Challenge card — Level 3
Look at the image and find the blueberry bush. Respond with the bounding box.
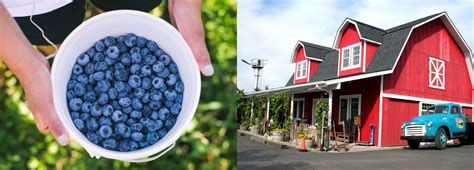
[0,0,236,169]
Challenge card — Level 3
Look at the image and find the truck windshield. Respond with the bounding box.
[434,106,449,114]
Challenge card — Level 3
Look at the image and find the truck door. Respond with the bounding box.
[448,105,466,135]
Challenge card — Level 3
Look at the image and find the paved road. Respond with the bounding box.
[237,134,474,170]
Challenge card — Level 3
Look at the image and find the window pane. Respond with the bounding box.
[353,45,360,65]
[302,62,307,76]
[293,101,298,118]
[340,99,348,122]
[298,101,304,118]
[342,49,350,67]
[350,98,359,121]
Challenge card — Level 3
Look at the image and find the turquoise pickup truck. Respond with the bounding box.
[400,103,474,150]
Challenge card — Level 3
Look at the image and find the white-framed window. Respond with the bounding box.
[429,57,445,89]
[419,102,436,116]
[339,95,361,124]
[340,42,362,70]
[295,60,308,79]
[293,98,305,119]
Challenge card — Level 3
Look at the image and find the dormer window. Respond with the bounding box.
[341,43,362,70]
[296,60,307,79]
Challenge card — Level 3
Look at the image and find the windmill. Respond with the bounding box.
[241,59,267,91]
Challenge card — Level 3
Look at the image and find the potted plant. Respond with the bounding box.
[240,119,250,130]
[249,124,259,134]
[271,128,284,142]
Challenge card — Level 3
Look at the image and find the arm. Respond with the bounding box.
[168,0,214,76]
[0,4,69,146]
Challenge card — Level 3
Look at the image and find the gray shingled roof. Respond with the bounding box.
[300,41,336,60]
[284,12,447,86]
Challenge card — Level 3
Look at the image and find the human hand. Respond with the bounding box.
[168,0,214,76]
[19,51,69,146]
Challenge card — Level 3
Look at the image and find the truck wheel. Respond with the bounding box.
[407,140,420,149]
[435,128,447,150]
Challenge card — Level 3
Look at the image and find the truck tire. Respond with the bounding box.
[435,128,447,150]
[407,140,420,149]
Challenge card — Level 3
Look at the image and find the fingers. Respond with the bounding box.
[38,83,69,146]
[170,0,214,76]
[31,110,49,132]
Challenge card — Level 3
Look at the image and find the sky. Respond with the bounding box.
[237,0,474,92]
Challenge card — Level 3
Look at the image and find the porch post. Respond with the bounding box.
[290,94,294,120]
[266,96,270,121]
[327,91,333,131]
[250,98,254,124]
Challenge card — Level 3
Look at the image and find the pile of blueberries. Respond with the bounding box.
[67,33,184,151]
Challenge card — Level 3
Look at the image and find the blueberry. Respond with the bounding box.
[146,41,158,52]
[158,108,170,120]
[104,36,116,47]
[115,123,127,134]
[70,112,80,120]
[102,104,114,116]
[87,132,100,144]
[98,125,113,138]
[146,132,159,145]
[121,126,132,138]
[143,55,156,65]
[140,48,151,56]
[84,63,95,74]
[130,110,142,119]
[166,74,178,86]
[129,141,139,151]
[81,102,92,113]
[152,77,164,89]
[114,81,128,93]
[83,92,96,102]
[131,53,142,64]
[88,74,95,84]
[106,46,120,58]
[170,103,181,115]
[97,93,109,105]
[120,53,132,65]
[73,119,85,130]
[86,118,99,131]
[114,69,129,81]
[91,104,102,117]
[124,33,137,47]
[111,100,121,110]
[126,119,136,126]
[131,98,143,110]
[93,52,105,62]
[140,117,150,124]
[175,94,183,103]
[95,62,108,71]
[117,35,125,43]
[164,90,177,101]
[157,68,170,78]
[154,49,165,57]
[86,48,96,57]
[164,100,174,108]
[103,138,117,150]
[72,64,83,75]
[67,80,77,90]
[95,40,105,51]
[69,98,82,111]
[175,81,184,94]
[118,140,130,152]
[133,88,145,98]
[137,36,147,47]
[139,139,149,148]
[127,75,141,88]
[141,77,152,90]
[130,47,141,54]
[131,123,143,132]
[149,100,161,110]
[118,92,128,98]
[119,97,131,107]
[105,70,113,81]
[152,61,165,73]
[157,129,167,138]
[130,64,140,74]
[168,62,178,74]
[150,92,163,101]
[131,132,144,141]
[159,54,171,65]
[93,71,105,81]
[104,56,116,66]
[116,42,128,53]
[77,74,88,84]
[97,80,111,93]
[80,113,90,121]
[77,53,90,66]
[147,120,162,132]
[66,90,75,100]
[165,119,175,128]
[141,92,151,104]
[140,65,152,76]
[98,116,112,126]
[122,106,133,114]
[112,110,124,122]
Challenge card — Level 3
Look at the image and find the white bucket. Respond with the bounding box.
[51,10,201,162]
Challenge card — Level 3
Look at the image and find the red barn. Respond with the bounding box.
[247,12,474,147]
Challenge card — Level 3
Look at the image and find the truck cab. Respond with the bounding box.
[400,103,469,150]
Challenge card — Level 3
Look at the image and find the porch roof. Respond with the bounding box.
[244,82,324,97]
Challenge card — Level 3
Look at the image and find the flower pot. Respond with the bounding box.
[239,125,248,130]
[250,128,259,134]
[272,133,284,142]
